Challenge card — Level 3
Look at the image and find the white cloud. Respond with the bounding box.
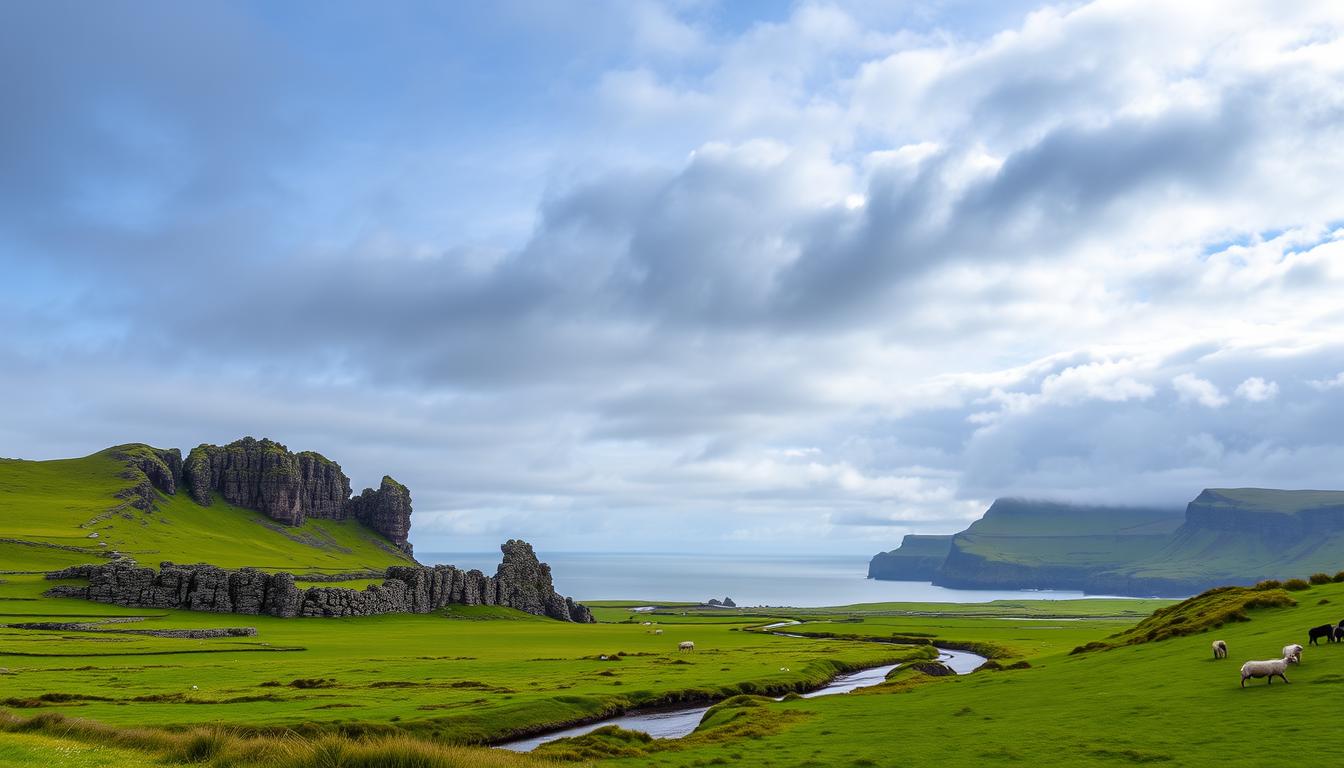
[1309,372,1344,391]
[1235,377,1279,402]
[1173,374,1229,408]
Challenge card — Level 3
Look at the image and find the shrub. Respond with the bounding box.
[1255,579,1282,590]
[1284,578,1312,591]
[1310,573,1332,585]
[1334,571,1344,583]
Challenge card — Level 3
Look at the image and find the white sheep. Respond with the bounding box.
[654,629,663,635]
[1282,643,1304,664]
[679,641,695,651]
[1212,640,1227,659]
[1240,655,1292,687]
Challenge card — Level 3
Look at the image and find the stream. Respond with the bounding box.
[496,624,986,752]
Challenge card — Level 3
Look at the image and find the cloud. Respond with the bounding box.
[1235,377,1279,402]
[4,1,1344,553]
[1309,373,1344,391]
[1172,374,1230,408]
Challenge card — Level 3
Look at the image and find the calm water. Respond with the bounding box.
[420,551,1105,607]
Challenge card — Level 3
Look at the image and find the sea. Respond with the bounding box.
[419,551,1106,607]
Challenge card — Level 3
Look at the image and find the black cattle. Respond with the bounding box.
[1308,624,1335,645]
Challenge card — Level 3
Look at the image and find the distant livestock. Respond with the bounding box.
[1308,624,1335,645]
[679,641,695,651]
[1283,643,1304,664]
[1212,640,1228,659]
[654,629,663,635]
[1240,656,1292,687]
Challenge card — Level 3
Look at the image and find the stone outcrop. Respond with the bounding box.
[112,445,183,511]
[346,476,414,555]
[44,540,594,623]
[182,438,351,524]
[177,437,414,553]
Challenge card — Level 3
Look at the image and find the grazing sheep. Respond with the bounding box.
[191,685,198,690]
[1308,624,1334,645]
[678,641,695,651]
[1212,640,1228,659]
[654,629,663,635]
[1283,643,1304,664]
[1335,626,1344,642]
[1240,656,1292,687]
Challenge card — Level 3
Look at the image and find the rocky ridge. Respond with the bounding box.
[125,437,414,554]
[46,539,593,622]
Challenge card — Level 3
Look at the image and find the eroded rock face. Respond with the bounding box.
[113,446,183,510]
[44,540,595,622]
[346,476,414,554]
[182,438,350,525]
[178,438,413,553]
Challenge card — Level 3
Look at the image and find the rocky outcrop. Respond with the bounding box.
[346,476,414,554]
[868,535,953,581]
[112,445,183,511]
[44,540,594,622]
[182,438,351,525]
[178,437,414,553]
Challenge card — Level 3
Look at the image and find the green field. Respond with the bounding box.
[6,451,1344,767]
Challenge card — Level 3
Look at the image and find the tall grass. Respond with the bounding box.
[0,711,556,768]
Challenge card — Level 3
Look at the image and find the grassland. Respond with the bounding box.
[8,450,1343,767]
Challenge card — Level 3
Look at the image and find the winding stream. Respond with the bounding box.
[497,624,986,752]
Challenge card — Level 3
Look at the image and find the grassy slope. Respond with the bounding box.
[0,447,411,573]
[586,581,1344,767]
[952,499,1182,568]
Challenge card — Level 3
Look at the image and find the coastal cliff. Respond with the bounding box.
[867,535,952,580]
[870,490,1344,597]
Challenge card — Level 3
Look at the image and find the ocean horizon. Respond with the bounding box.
[420,550,1111,607]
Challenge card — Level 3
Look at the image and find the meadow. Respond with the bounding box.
[5,448,1341,767]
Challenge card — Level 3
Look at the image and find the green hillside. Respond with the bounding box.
[873,491,1344,596]
[0,445,412,574]
[933,499,1183,591]
[1093,488,1344,594]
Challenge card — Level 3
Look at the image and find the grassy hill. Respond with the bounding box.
[0,444,413,574]
[873,491,1344,597]
[1092,488,1344,595]
[932,499,1183,592]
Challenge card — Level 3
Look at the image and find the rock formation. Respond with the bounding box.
[113,445,183,511]
[44,540,594,622]
[182,438,351,524]
[173,437,413,553]
[346,476,414,555]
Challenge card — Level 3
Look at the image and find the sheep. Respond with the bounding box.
[1282,643,1304,664]
[1335,626,1344,642]
[654,629,663,635]
[1240,655,1292,687]
[1212,640,1228,659]
[678,641,695,651]
[191,685,199,690]
[1308,624,1334,645]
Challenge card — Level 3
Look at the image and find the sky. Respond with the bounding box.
[3,0,1344,555]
